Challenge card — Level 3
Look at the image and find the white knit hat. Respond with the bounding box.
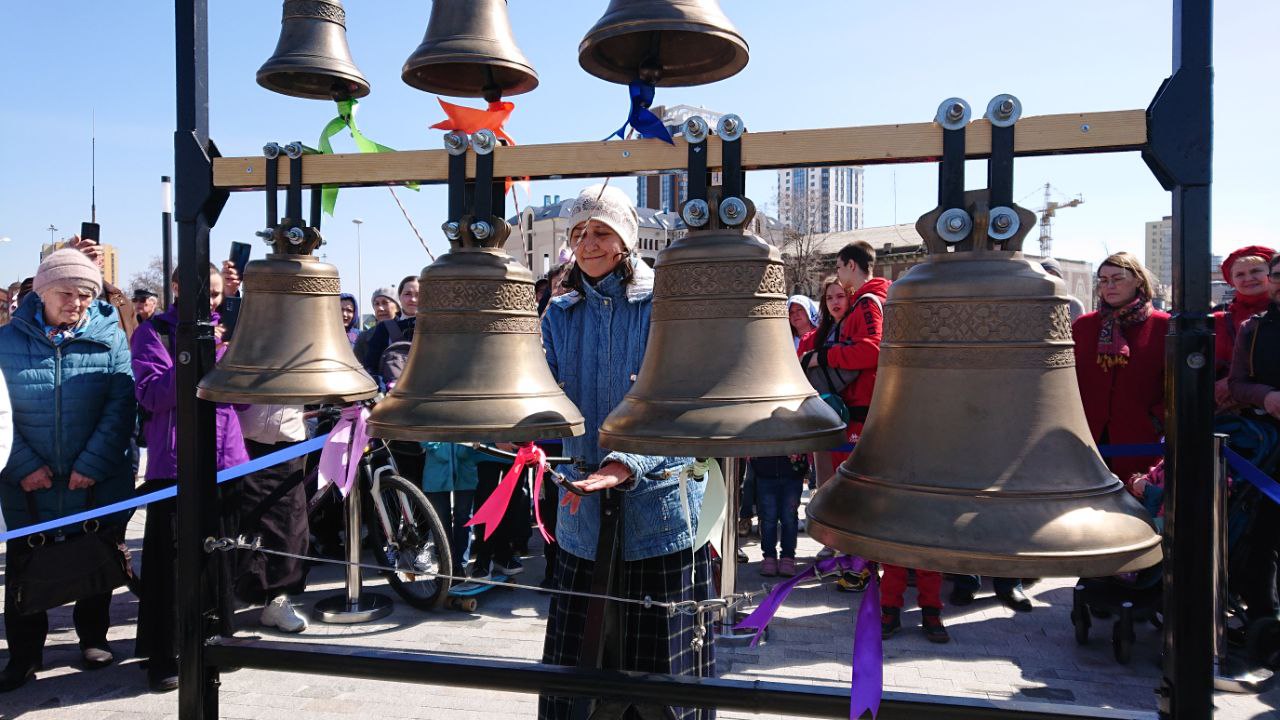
[566,184,639,251]
[34,249,103,297]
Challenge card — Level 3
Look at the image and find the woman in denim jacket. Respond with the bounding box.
[538,185,711,720]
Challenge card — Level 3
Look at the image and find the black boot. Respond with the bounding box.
[0,662,38,693]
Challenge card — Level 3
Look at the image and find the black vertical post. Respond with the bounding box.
[1145,1,1214,718]
[175,1,220,718]
[162,175,174,308]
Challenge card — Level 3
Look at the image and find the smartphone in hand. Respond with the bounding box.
[80,222,100,244]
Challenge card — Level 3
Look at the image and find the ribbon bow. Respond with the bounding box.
[467,443,548,542]
[318,99,412,216]
[606,81,674,144]
[430,98,527,196]
[316,405,370,499]
[736,555,882,719]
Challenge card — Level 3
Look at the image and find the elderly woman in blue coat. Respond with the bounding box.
[538,185,711,720]
[0,250,136,692]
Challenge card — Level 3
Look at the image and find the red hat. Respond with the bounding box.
[1221,245,1277,283]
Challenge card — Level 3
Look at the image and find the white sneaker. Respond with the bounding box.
[260,595,308,633]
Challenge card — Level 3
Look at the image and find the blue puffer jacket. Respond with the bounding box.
[541,261,699,561]
[0,293,137,532]
[421,442,480,493]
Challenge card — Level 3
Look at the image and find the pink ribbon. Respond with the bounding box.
[467,443,548,542]
[735,555,882,719]
[316,405,369,499]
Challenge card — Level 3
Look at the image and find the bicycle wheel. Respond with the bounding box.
[367,473,453,609]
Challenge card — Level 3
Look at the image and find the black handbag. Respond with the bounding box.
[9,489,131,616]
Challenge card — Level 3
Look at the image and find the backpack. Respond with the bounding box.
[378,319,413,388]
[801,293,884,397]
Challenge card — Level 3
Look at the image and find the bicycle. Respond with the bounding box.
[307,405,452,610]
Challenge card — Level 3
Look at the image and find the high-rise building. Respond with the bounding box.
[41,241,118,287]
[777,166,864,234]
[1145,215,1172,289]
[636,104,724,213]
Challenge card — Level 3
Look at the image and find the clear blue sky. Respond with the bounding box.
[2,1,1275,299]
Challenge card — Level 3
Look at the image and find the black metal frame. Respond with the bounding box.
[172,0,1213,718]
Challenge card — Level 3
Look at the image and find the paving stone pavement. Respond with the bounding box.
[1,502,1277,719]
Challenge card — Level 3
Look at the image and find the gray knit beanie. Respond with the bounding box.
[371,286,399,309]
[566,184,639,251]
[34,249,103,297]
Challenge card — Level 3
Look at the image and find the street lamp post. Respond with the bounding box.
[352,218,364,322]
[47,224,57,245]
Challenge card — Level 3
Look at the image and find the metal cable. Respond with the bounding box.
[205,536,768,617]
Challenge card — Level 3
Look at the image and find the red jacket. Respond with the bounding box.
[1072,310,1170,480]
[820,277,891,433]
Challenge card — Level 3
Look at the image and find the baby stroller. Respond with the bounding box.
[1219,414,1280,668]
[1071,443,1168,665]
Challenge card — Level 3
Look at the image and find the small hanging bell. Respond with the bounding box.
[257,0,370,100]
[579,0,749,86]
[402,0,538,100]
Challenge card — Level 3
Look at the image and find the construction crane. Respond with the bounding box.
[1035,183,1084,258]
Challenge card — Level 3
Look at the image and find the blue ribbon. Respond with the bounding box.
[0,435,328,543]
[606,81,673,144]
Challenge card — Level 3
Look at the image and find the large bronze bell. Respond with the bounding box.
[599,192,846,457]
[579,0,749,86]
[257,0,370,100]
[367,166,582,441]
[402,0,538,100]
[806,196,1162,577]
[197,253,377,405]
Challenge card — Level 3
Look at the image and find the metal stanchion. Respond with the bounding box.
[1211,434,1273,693]
[716,457,757,643]
[314,484,393,623]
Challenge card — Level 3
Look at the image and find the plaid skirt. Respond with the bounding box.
[539,544,716,720]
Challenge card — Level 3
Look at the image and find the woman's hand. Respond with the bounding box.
[221,260,242,297]
[1264,391,1280,420]
[68,470,97,490]
[20,466,53,492]
[560,462,631,515]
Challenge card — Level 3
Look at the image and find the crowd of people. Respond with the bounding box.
[2,194,1279,712]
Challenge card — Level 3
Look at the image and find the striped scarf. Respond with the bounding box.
[1096,293,1153,370]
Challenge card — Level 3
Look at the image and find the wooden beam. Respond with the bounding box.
[212,109,1145,191]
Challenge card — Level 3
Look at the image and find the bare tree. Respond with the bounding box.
[774,180,826,297]
[127,256,166,303]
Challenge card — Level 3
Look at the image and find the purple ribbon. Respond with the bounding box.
[606,81,674,144]
[316,405,369,499]
[735,555,882,719]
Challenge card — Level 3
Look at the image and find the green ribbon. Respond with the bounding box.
[318,99,415,215]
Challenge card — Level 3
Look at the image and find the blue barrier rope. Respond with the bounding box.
[1224,447,1280,507]
[0,435,328,543]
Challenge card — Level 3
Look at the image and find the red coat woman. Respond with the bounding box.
[1213,245,1275,409]
[1073,252,1169,482]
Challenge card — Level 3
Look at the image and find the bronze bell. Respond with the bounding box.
[257,0,370,100]
[196,252,377,405]
[579,0,749,86]
[598,193,846,457]
[367,177,583,442]
[402,0,539,100]
[806,195,1162,577]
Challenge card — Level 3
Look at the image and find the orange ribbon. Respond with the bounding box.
[430,99,524,195]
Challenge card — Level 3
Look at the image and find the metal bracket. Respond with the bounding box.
[985,94,1021,244]
[935,98,971,247]
[683,116,710,214]
[1143,67,1213,191]
[718,115,746,227]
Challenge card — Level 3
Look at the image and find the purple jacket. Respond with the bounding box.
[131,305,250,480]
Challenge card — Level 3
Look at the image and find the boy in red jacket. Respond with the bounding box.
[816,241,950,644]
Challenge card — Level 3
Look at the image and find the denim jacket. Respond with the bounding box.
[541,262,700,561]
